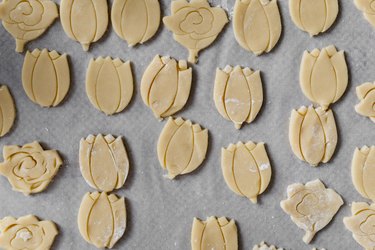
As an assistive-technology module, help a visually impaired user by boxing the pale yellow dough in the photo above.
[86,57,133,115]
[253,241,283,250]
[214,65,263,129]
[222,141,271,204]
[300,45,348,110]
[80,134,129,192]
[22,49,70,108]
[280,179,343,244]
[157,117,208,179]
[355,82,375,122]
[354,0,375,28]
[0,0,58,52]
[289,106,337,166]
[0,141,62,195]
[141,55,192,119]
[289,0,338,36]
[60,0,108,51]
[0,85,16,137]
[163,0,228,63]
[233,0,282,55]
[111,0,160,47]
[78,192,126,249]
[0,215,58,250]
[191,217,238,250]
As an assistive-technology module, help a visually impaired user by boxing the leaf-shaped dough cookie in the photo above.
[0,85,16,137]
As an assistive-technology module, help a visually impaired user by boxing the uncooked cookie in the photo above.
[0,0,58,52]
[289,0,338,36]
[0,85,16,137]
[280,179,343,244]
[0,141,62,195]
[214,65,263,129]
[86,57,133,115]
[354,0,375,28]
[233,0,282,55]
[222,141,271,204]
[141,55,192,119]
[0,215,58,250]
[253,241,283,250]
[78,192,126,249]
[157,117,208,179]
[355,82,375,122]
[22,49,70,108]
[352,146,375,201]
[191,217,237,250]
[80,134,129,192]
[60,0,108,51]
[300,45,348,110]
[163,0,228,63]
[289,106,337,166]
[111,0,160,46]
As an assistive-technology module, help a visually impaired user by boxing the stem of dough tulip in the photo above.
[188,49,199,64]
[303,231,315,244]
[15,39,26,53]
[81,43,90,52]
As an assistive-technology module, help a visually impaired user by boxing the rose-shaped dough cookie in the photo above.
[0,85,16,137]
[354,0,375,28]
[0,141,62,195]
[355,82,375,123]
[0,0,58,52]
[191,217,237,250]
[280,179,343,244]
[253,241,283,250]
[163,0,228,63]
[0,215,58,250]
[141,55,192,119]
[352,146,375,201]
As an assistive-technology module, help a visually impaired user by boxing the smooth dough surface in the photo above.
[78,192,126,249]
[163,0,228,63]
[0,215,58,250]
[354,0,375,28]
[214,65,263,129]
[111,0,160,46]
[191,217,238,250]
[22,49,70,107]
[222,141,271,203]
[141,55,192,119]
[0,141,62,195]
[157,117,208,179]
[355,82,375,122]
[253,241,283,250]
[233,0,282,55]
[0,0,58,52]
[0,85,16,137]
[280,179,343,244]
[86,57,133,115]
[289,106,337,166]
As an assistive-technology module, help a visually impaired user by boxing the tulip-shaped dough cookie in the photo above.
[355,82,375,122]
[289,106,337,166]
[253,242,283,250]
[141,55,192,119]
[354,0,375,28]
[280,179,343,244]
[233,0,282,55]
[214,66,263,129]
[157,117,208,179]
[0,0,58,52]
[191,217,238,250]
[0,85,16,137]
[300,45,348,110]
[163,0,228,63]
[222,141,271,203]
[352,146,375,201]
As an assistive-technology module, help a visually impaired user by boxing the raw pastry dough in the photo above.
[0,141,62,195]
[60,0,108,51]
[214,66,263,129]
[280,179,343,244]
[289,0,339,36]
[300,45,348,110]
[111,0,160,46]
[22,49,70,108]
[0,85,16,137]
[354,0,375,28]
[157,117,208,179]
[86,57,133,115]
[253,241,283,250]
[0,0,58,52]
[233,0,282,55]
[0,215,58,250]
[352,146,375,201]
[222,141,271,204]
[355,82,375,122]
[80,134,129,192]
[78,192,126,249]
[289,106,337,166]
[163,0,228,63]
[141,55,192,119]
[191,217,237,250]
